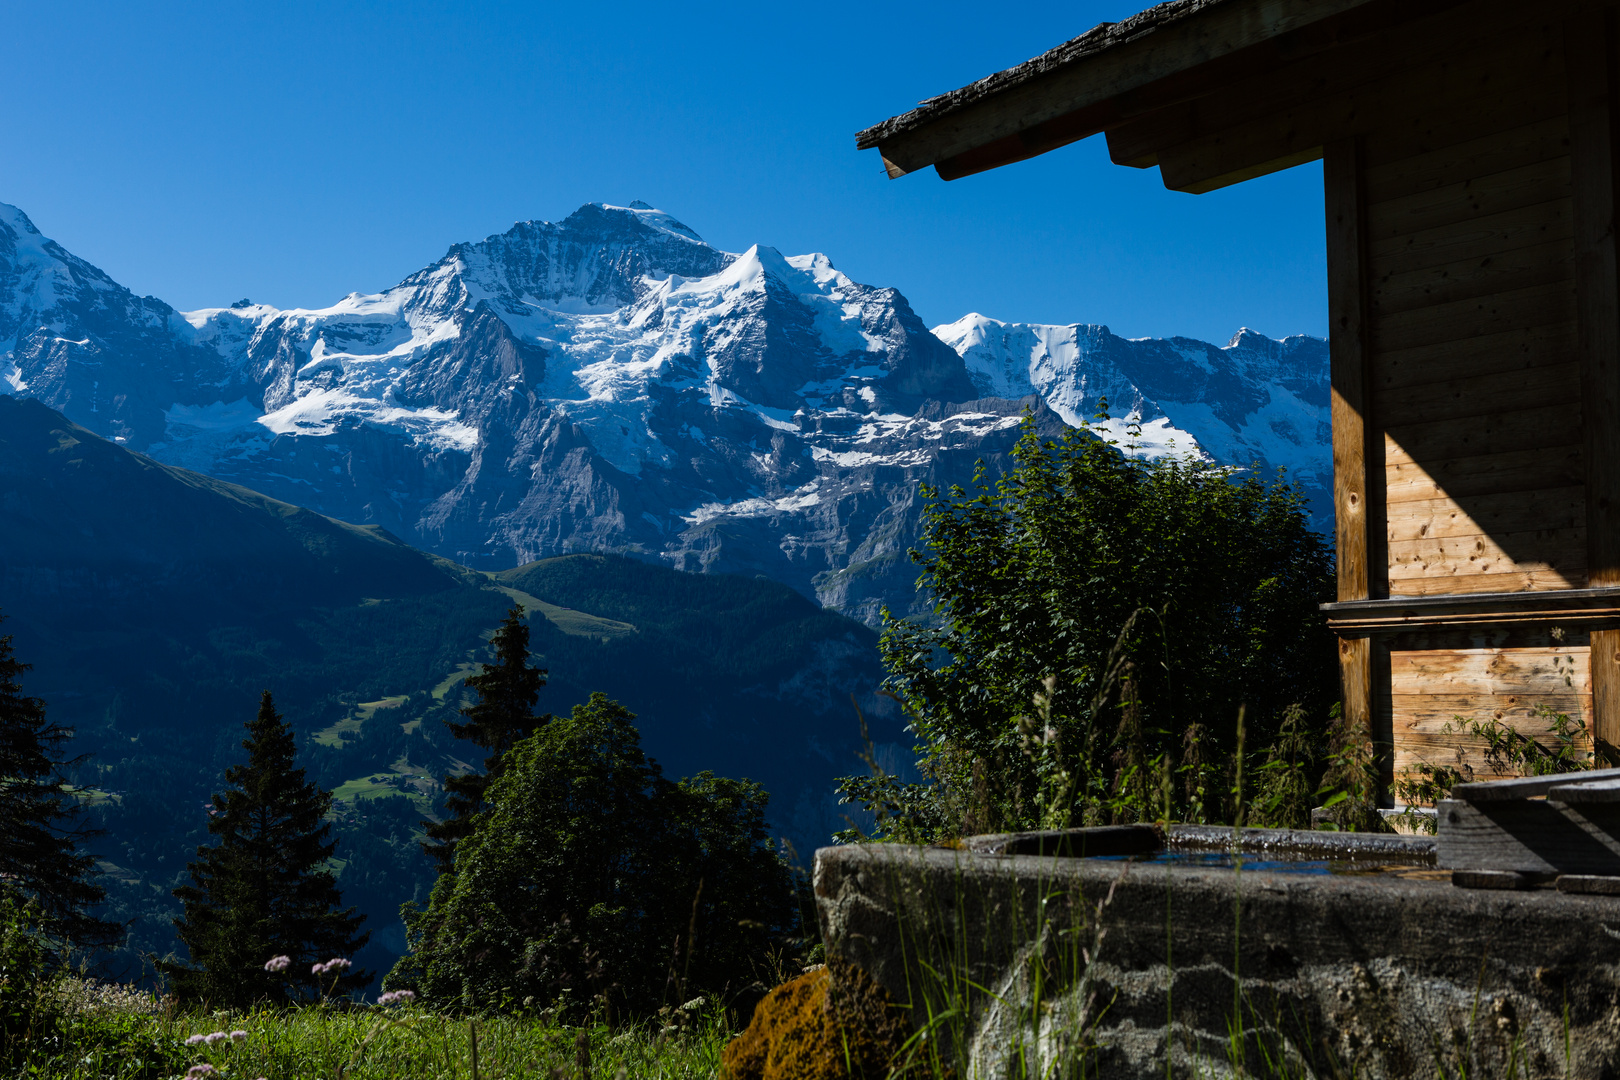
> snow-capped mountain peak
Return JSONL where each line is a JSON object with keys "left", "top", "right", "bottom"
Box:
{"left": 0, "top": 201, "right": 1328, "bottom": 623}
{"left": 935, "top": 311, "right": 1329, "bottom": 512}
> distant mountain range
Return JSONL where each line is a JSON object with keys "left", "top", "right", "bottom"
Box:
{"left": 0, "top": 201, "right": 1329, "bottom": 623}
{"left": 0, "top": 396, "right": 899, "bottom": 982}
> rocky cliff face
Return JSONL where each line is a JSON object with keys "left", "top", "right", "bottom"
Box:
{"left": 0, "top": 200, "right": 1329, "bottom": 624}
{"left": 937, "top": 314, "right": 1332, "bottom": 522}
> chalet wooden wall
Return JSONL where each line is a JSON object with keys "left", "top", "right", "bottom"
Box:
{"left": 1364, "top": 23, "right": 1582, "bottom": 598}
{"left": 867, "top": 0, "right": 1620, "bottom": 792}
{"left": 1101, "top": 0, "right": 1620, "bottom": 785}
{"left": 1352, "top": 10, "right": 1600, "bottom": 781}
{"left": 1384, "top": 629, "right": 1594, "bottom": 780}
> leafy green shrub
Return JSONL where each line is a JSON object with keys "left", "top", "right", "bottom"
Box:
{"left": 394, "top": 693, "right": 797, "bottom": 1017}
{"left": 838, "top": 416, "right": 1338, "bottom": 840}
{"left": 0, "top": 893, "right": 57, "bottom": 1069}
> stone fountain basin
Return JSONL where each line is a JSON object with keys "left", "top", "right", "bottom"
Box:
{"left": 815, "top": 825, "right": 1620, "bottom": 1080}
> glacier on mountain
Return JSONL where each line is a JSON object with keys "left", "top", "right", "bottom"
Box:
{"left": 0, "top": 199, "right": 1329, "bottom": 624}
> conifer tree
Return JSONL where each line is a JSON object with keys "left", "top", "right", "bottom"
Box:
{"left": 163, "top": 691, "right": 368, "bottom": 1006}
{"left": 0, "top": 616, "right": 118, "bottom": 948}
{"left": 422, "top": 605, "right": 548, "bottom": 872}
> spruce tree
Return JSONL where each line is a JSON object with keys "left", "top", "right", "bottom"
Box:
{"left": 0, "top": 616, "right": 118, "bottom": 948}
{"left": 422, "top": 605, "right": 548, "bottom": 872}
{"left": 164, "top": 691, "right": 368, "bottom": 1006}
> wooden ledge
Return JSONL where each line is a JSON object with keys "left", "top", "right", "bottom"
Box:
{"left": 1321, "top": 587, "right": 1620, "bottom": 634}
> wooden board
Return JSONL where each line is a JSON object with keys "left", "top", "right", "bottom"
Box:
{"left": 1365, "top": 157, "right": 1571, "bottom": 241}
{"left": 1386, "top": 445, "right": 1585, "bottom": 505}
{"left": 1594, "top": 627, "right": 1620, "bottom": 759}
{"left": 1368, "top": 198, "right": 1574, "bottom": 278}
{"left": 1391, "top": 643, "right": 1593, "bottom": 776}
{"left": 1384, "top": 407, "right": 1584, "bottom": 465}
{"left": 1436, "top": 797, "right": 1620, "bottom": 873}
{"left": 1374, "top": 359, "right": 1581, "bottom": 427}
{"left": 1393, "top": 692, "right": 1591, "bottom": 727}
{"left": 1362, "top": 114, "right": 1572, "bottom": 204}
{"left": 1371, "top": 238, "right": 1574, "bottom": 319}
{"left": 1392, "top": 645, "right": 1588, "bottom": 696}
{"left": 1373, "top": 281, "right": 1577, "bottom": 353}
{"left": 1374, "top": 322, "right": 1577, "bottom": 392}
{"left": 1564, "top": 10, "right": 1620, "bottom": 753}
{"left": 1387, "top": 529, "right": 1586, "bottom": 584}
{"left": 1384, "top": 486, "right": 1585, "bottom": 539}
{"left": 1453, "top": 765, "right": 1620, "bottom": 800}
{"left": 1548, "top": 777, "right": 1620, "bottom": 802}
{"left": 1327, "top": 137, "right": 1376, "bottom": 602}
{"left": 1391, "top": 571, "right": 1590, "bottom": 596}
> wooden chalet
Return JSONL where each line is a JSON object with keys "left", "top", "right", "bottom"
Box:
{"left": 857, "top": 0, "right": 1620, "bottom": 797}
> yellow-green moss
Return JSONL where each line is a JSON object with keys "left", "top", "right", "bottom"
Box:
{"left": 721, "top": 960, "right": 915, "bottom": 1080}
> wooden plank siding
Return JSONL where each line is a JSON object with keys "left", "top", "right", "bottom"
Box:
{"left": 1566, "top": 9, "right": 1620, "bottom": 759}
{"left": 865, "top": 0, "right": 1620, "bottom": 795}
{"left": 1357, "top": 29, "right": 1587, "bottom": 599}
{"left": 1384, "top": 634, "right": 1594, "bottom": 779}
{"left": 1338, "top": 7, "right": 1601, "bottom": 787}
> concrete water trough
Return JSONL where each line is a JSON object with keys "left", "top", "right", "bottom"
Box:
{"left": 815, "top": 824, "right": 1620, "bottom": 1079}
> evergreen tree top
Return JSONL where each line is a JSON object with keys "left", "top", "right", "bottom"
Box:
{"left": 447, "top": 605, "right": 548, "bottom": 754}
{"left": 164, "top": 690, "right": 368, "bottom": 1007}
{"left": 0, "top": 620, "right": 117, "bottom": 949}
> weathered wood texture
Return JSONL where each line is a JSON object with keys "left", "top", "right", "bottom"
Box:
{"left": 1327, "top": 138, "right": 1377, "bottom": 602}
{"left": 1152, "top": 4, "right": 1574, "bottom": 193}
{"left": 1437, "top": 797, "right": 1620, "bottom": 873}
{"left": 1360, "top": 24, "right": 1586, "bottom": 598}
{"left": 1386, "top": 635, "right": 1594, "bottom": 779}
{"left": 860, "top": 0, "right": 1464, "bottom": 179}
{"left": 1566, "top": 11, "right": 1620, "bottom": 758}
{"left": 1454, "top": 764, "right": 1620, "bottom": 800}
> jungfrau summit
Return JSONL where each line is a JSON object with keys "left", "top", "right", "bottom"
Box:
{"left": 0, "top": 200, "right": 1330, "bottom": 624}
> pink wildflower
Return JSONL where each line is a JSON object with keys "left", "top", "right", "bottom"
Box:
{"left": 263, "top": 954, "right": 291, "bottom": 973}
{"left": 231, "top": 1030, "right": 248, "bottom": 1042}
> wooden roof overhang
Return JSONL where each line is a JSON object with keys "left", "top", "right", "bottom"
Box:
{"left": 855, "top": 0, "right": 1468, "bottom": 192}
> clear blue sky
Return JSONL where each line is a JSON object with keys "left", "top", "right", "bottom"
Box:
{"left": 1, "top": 1, "right": 1327, "bottom": 344}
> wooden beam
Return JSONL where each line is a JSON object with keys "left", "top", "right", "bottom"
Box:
{"left": 1323, "top": 586, "right": 1620, "bottom": 634}
{"left": 1567, "top": 10, "right": 1620, "bottom": 760}
{"left": 860, "top": 0, "right": 1389, "bottom": 177}
{"left": 866, "top": 0, "right": 1495, "bottom": 181}
{"left": 1327, "top": 137, "right": 1379, "bottom": 604}
{"left": 1109, "top": 0, "right": 1566, "bottom": 184}
{"left": 1155, "top": 12, "right": 1570, "bottom": 195}
{"left": 1325, "top": 135, "right": 1388, "bottom": 794}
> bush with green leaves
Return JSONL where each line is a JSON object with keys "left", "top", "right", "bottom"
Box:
{"left": 838, "top": 417, "right": 1339, "bottom": 840}
{"left": 392, "top": 692, "right": 797, "bottom": 1017}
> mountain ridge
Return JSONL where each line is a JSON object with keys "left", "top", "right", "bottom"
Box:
{"left": 1, "top": 199, "right": 1330, "bottom": 623}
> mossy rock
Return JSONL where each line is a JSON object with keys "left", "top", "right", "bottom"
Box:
{"left": 721, "top": 959, "right": 918, "bottom": 1080}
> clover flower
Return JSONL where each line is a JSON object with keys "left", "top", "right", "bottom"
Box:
{"left": 184, "top": 1033, "right": 207, "bottom": 1046}
{"left": 377, "top": 989, "right": 416, "bottom": 1006}
{"left": 263, "top": 954, "right": 291, "bottom": 973}
{"left": 230, "top": 1030, "right": 248, "bottom": 1042}
{"left": 204, "top": 1030, "right": 229, "bottom": 1045}
{"left": 184, "top": 1066, "right": 217, "bottom": 1079}
{"left": 311, "top": 957, "right": 353, "bottom": 977}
